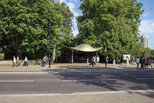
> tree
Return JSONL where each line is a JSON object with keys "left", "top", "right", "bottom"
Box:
{"left": 0, "top": 0, "right": 74, "bottom": 61}
{"left": 52, "top": 2, "right": 74, "bottom": 63}
{"left": 0, "top": 0, "right": 28, "bottom": 59}
{"left": 144, "top": 47, "right": 152, "bottom": 57}
{"left": 77, "top": 0, "right": 143, "bottom": 62}
{"left": 150, "top": 49, "right": 154, "bottom": 57}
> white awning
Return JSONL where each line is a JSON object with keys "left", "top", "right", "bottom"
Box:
{"left": 67, "top": 44, "right": 102, "bottom": 52}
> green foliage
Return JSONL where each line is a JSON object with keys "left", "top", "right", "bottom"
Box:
{"left": 0, "top": 53, "right": 4, "bottom": 60}
{"left": 0, "top": 0, "right": 73, "bottom": 60}
{"left": 144, "top": 47, "right": 152, "bottom": 57}
{"left": 78, "top": 0, "right": 144, "bottom": 62}
{"left": 151, "top": 49, "right": 154, "bottom": 57}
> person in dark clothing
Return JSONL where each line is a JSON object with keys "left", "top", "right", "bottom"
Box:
{"left": 140, "top": 57, "right": 145, "bottom": 70}
{"left": 105, "top": 56, "right": 108, "bottom": 67}
{"left": 145, "top": 58, "right": 152, "bottom": 69}
{"left": 89, "top": 56, "right": 95, "bottom": 67}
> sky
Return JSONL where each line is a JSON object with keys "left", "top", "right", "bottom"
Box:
{"left": 59, "top": 0, "right": 81, "bottom": 36}
{"left": 138, "top": 0, "right": 154, "bottom": 49}
{"left": 60, "top": 0, "right": 154, "bottom": 49}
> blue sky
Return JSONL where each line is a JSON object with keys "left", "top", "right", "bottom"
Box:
{"left": 60, "top": 0, "right": 154, "bottom": 49}
{"left": 60, "top": 0, "right": 81, "bottom": 36}
{"left": 138, "top": 0, "right": 154, "bottom": 49}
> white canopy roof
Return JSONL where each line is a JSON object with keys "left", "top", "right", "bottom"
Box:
{"left": 67, "top": 44, "right": 102, "bottom": 52}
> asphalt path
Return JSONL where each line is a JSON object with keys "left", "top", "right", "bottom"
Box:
{"left": 0, "top": 68, "right": 154, "bottom": 94}
{"left": 0, "top": 66, "right": 154, "bottom": 103}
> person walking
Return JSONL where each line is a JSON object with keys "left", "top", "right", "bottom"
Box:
{"left": 105, "top": 56, "right": 108, "bottom": 67}
{"left": 145, "top": 57, "right": 152, "bottom": 69}
{"left": 96, "top": 55, "right": 100, "bottom": 64}
{"left": 24, "top": 56, "right": 28, "bottom": 66}
{"left": 42, "top": 55, "right": 48, "bottom": 67}
{"left": 16, "top": 56, "right": 20, "bottom": 66}
{"left": 89, "top": 56, "right": 95, "bottom": 67}
{"left": 93, "top": 55, "right": 96, "bottom": 65}
{"left": 12, "top": 56, "right": 16, "bottom": 67}
{"left": 126, "top": 56, "right": 129, "bottom": 65}
{"left": 136, "top": 57, "right": 140, "bottom": 69}
{"left": 140, "top": 57, "right": 145, "bottom": 70}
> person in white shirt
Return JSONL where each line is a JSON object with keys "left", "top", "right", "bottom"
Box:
{"left": 126, "top": 56, "right": 129, "bottom": 65}
{"left": 96, "top": 55, "right": 100, "bottom": 64}
{"left": 16, "top": 56, "right": 19, "bottom": 66}
{"left": 136, "top": 57, "right": 140, "bottom": 69}
{"left": 12, "top": 56, "right": 16, "bottom": 67}
{"left": 24, "top": 56, "right": 28, "bottom": 66}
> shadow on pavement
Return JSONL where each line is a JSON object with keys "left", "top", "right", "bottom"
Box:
{"left": 49, "top": 64, "right": 154, "bottom": 99}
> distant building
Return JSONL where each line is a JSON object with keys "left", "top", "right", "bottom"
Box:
{"left": 140, "top": 35, "right": 148, "bottom": 48}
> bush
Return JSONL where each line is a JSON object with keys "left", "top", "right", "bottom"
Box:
{"left": 0, "top": 53, "right": 4, "bottom": 60}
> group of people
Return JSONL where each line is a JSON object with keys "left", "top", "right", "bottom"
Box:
{"left": 12, "top": 56, "right": 28, "bottom": 67}
{"left": 89, "top": 55, "right": 109, "bottom": 67}
{"left": 12, "top": 55, "right": 49, "bottom": 67}
{"left": 136, "top": 57, "right": 152, "bottom": 69}
{"left": 89, "top": 55, "right": 100, "bottom": 67}
{"left": 12, "top": 54, "right": 152, "bottom": 69}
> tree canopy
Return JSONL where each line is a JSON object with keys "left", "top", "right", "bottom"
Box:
{"left": 0, "top": 0, "right": 74, "bottom": 60}
{"left": 0, "top": 0, "right": 152, "bottom": 63}
{"left": 77, "top": 0, "right": 144, "bottom": 62}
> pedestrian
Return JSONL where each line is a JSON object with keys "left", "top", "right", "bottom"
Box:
{"left": 96, "top": 55, "right": 100, "bottom": 64}
{"left": 16, "top": 56, "right": 20, "bottom": 66}
{"left": 126, "top": 56, "right": 129, "bottom": 65}
{"left": 89, "top": 56, "right": 95, "bottom": 67}
{"left": 23, "top": 56, "right": 28, "bottom": 66}
{"left": 93, "top": 55, "right": 96, "bottom": 65}
{"left": 113, "top": 59, "right": 116, "bottom": 65}
{"left": 12, "top": 56, "right": 16, "bottom": 67}
{"left": 42, "top": 55, "right": 48, "bottom": 67}
{"left": 145, "top": 57, "right": 152, "bottom": 69}
{"left": 136, "top": 57, "right": 140, "bottom": 69}
{"left": 105, "top": 56, "right": 108, "bottom": 67}
{"left": 140, "top": 57, "right": 145, "bottom": 70}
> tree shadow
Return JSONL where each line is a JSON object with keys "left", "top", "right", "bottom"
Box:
{"left": 46, "top": 64, "right": 154, "bottom": 98}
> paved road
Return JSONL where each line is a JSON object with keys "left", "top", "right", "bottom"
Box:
{"left": 0, "top": 64, "right": 154, "bottom": 103}
{"left": 0, "top": 91, "right": 154, "bottom": 103}
{"left": 0, "top": 68, "right": 154, "bottom": 94}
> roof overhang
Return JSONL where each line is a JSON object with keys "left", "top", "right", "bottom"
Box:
{"left": 67, "top": 44, "right": 102, "bottom": 52}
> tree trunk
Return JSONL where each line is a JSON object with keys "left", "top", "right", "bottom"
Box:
{"left": 51, "top": 45, "right": 56, "bottom": 64}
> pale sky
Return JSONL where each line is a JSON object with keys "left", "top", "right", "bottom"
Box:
{"left": 138, "top": 0, "right": 154, "bottom": 49}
